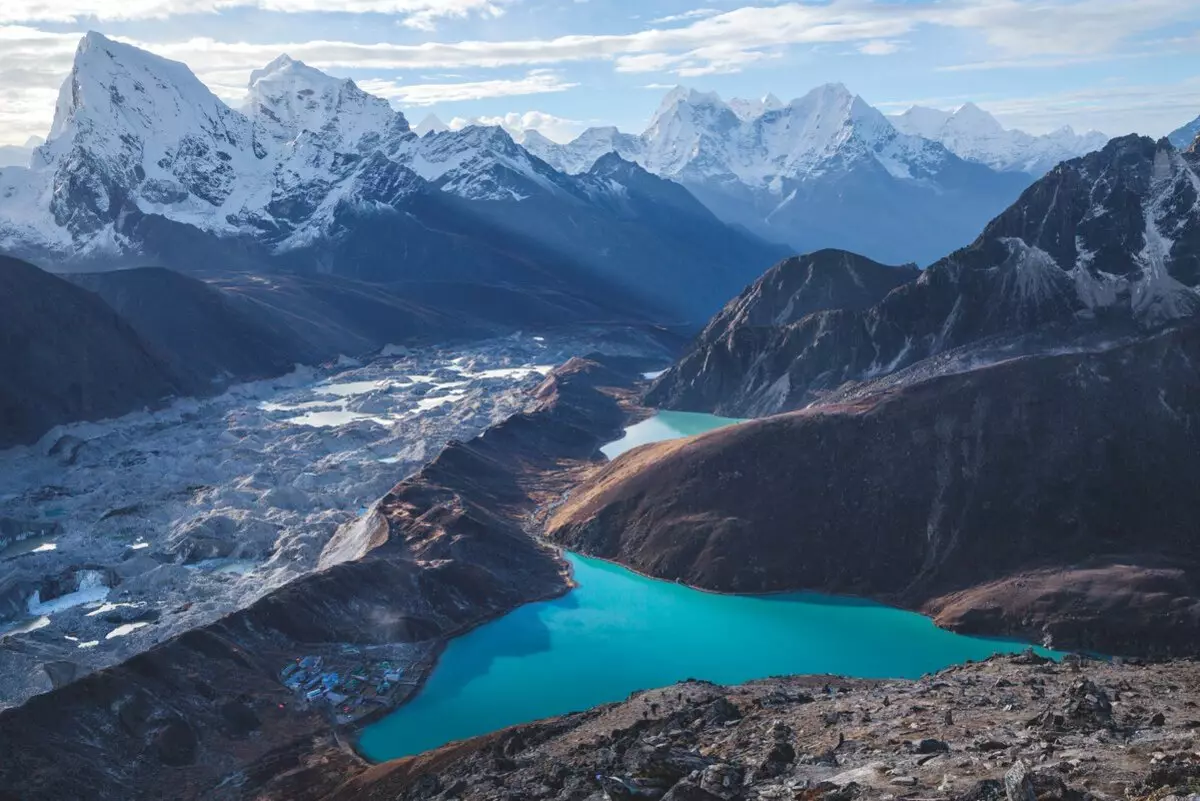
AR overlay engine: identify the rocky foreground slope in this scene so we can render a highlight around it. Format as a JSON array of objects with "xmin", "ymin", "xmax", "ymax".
[
  {"xmin": 328, "ymin": 653, "xmax": 1200, "ymax": 801},
  {"xmin": 554, "ymin": 322, "xmax": 1200, "ymax": 659}
]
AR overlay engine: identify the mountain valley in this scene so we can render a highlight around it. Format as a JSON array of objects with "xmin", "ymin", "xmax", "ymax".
[{"xmin": 2, "ymin": 24, "xmax": 1200, "ymax": 801}]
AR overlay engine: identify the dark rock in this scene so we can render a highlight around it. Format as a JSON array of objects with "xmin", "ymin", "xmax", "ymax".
[
  {"xmin": 914, "ymin": 738, "xmax": 950, "ymax": 754},
  {"xmin": 975, "ymin": 739, "xmax": 1010, "ymax": 752},
  {"xmin": 646, "ymin": 250, "xmax": 919, "ymax": 414},
  {"xmin": 660, "ymin": 780, "xmax": 725, "ymax": 801},
  {"xmin": 1005, "ymin": 760, "xmax": 1036, "ymax": 801},
  {"xmin": 953, "ymin": 780, "xmax": 1005, "ymax": 801},
  {"xmin": 154, "ymin": 717, "xmax": 199, "ymax": 767},
  {"xmin": 69, "ymin": 267, "xmax": 322, "ymax": 389},
  {"xmin": 218, "ymin": 700, "xmax": 261, "ymax": 738},
  {"xmin": 698, "ymin": 763, "xmax": 742, "ymax": 799},
  {"xmin": 703, "ymin": 698, "xmax": 742, "ymax": 725},
  {"xmin": 628, "ymin": 746, "xmax": 711, "ymax": 785},
  {"xmin": 41, "ymin": 661, "xmax": 81, "ymax": 690}
]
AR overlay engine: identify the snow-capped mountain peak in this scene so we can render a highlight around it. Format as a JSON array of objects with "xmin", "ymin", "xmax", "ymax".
[
  {"xmin": 413, "ymin": 113, "xmax": 449, "ymax": 137},
  {"xmin": 889, "ymin": 102, "xmax": 1107, "ymax": 175},
  {"xmin": 1168, "ymin": 113, "xmax": 1200, "ymax": 149},
  {"xmin": 728, "ymin": 93, "xmax": 783, "ymax": 121},
  {"xmin": 27, "ymin": 30, "xmax": 264, "ymax": 250},
  {"xmin": 244, "ymin": 54, "xmax": 404, "ymax": 150},
  {"xmin": 951, "ymin": 102, "xmax": 1005, "ymax": 134},
  {"xmin": 47, "ymin": 31, "xmax": 248, "ymax": 153}
]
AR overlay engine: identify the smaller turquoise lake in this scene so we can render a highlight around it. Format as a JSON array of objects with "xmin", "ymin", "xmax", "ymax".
[
  {"xmin": 600, "ymin": 411, "xmax": 744, "ymax": 459},
  {"xmin": 358, "ymin": 553, "xmax": 1053, "ymax": 762}
]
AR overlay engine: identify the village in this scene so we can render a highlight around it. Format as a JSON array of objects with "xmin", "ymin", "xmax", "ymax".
[{"xmin": 279, "ymin": 652, "xmax": 411, "ymax": 726}]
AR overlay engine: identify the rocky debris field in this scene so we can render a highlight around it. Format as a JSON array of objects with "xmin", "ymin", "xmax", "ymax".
[
  {"xmin": 329, "ymin": 653, "xmax": 1200, "ymax": 801},
  {"xmin": 0, "ymin": 329, "xmax": 670, "ymax": 710}
]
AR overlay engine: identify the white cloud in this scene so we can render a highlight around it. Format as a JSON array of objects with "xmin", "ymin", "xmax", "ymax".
[
  {"xmin": 23, "ymin": 0, "xmax": 1186, "ymax": 85},
  {"xmin": 448, "ymin": 110, "xmax": 584, "ymax": 142},
  {"xmin": 1, "ymin": 0, "xmax": 1198, "ymax": 142},
  {"xmin": 0, "ymin": 26, "xmax": 84, "ymax": 145},
  {"xmin": 357, "ymin": 70, "xmax": 577, "ymax": 106},
  {"xmin": 976, "ymin": 78, "xmax": 1200, "ymax": 137},
  {"xmin": 0, "ymin": 0, "xmax": 505, "ymax": 30},
  {"xmin": 858, "ymin": 39, "xmax": 900, "ymax": 56},
  {"xmin": 133, "ymin": 1, "xmax": 921, "ymax": 80},
  {"xmin": 928, "ymin": 0, "xmax": 1197, "ymax": 59},
  {"xmin": 649, "ymin": 9, "xmax": 719, "ymax": 25}
]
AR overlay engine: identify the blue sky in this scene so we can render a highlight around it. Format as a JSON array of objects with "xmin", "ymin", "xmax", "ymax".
[{"xmin": 1, "ymin": 0, "xmax": 1198, "ymax": 146}]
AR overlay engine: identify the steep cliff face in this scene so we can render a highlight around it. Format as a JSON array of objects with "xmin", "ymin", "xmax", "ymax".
[
  {"xmin": 650, "ymin": 135, "xmax": 1200, "ymax": 417},
  {"xmin": 555, "ymin": 323, "xmax": 1200, "ymax": 657},
  {"xmin": 0, "ymin": 256, "xmax": 182, "ymax": 448}
]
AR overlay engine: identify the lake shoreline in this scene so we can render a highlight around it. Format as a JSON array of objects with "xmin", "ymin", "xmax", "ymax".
[
  {"xmin": 355, "ymin": 548, "xmax": 1060, "ymax": 763},
  {"xmin": 351, "ymin": 405, "xmax": 1063, "ymax": 765}
]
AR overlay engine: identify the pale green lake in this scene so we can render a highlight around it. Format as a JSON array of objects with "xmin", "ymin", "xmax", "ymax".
[{"xmin": 600, "ymin": 410, "xmax": 744, "ymax": 459}]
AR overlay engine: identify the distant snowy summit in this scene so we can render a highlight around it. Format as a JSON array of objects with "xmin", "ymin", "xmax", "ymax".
[
  {"xmin": 1169, "ymin": 113, "xmax": 1200, "ymax": 150},
  {"xmin": 889, "ymin": 102, "xmax": 1108, "ymax": 175},
  {"xmin": 526, "ymin": 85, "xmax": 1107, "ymax": 181},
  {"xmin": 524, "ymin": 83, "xmax": 1042, "ymax": 265},
  {"xmin": 413, "ymin": 114, "xmax": 449, "ymax": 137}
]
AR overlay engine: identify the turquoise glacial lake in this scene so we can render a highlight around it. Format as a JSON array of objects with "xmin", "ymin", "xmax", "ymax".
[
  {"xmin": 600, "ymin": 411, "xmax": 744, "ymax": 459},
  {"xmin": 358, "ymin": 553, "xmax": 1053, "ymax": 762}
]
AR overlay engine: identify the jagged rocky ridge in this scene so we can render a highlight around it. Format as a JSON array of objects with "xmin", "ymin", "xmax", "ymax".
[
  {"xmin": 0, "ymin": 34, "xmax": 785, "ymax": 325},
  {"xmin": 648, "ymin": 134, "xmax": 1200, "ymax": 417},
  {"xmin": 523, "ymin": 85, "xmax": 1051, "ymax": 265}
]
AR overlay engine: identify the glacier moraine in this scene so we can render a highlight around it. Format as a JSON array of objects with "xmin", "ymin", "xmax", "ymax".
[{"xmin": 0, "ymin": 332, "xmax": 626, "ymax": 708}]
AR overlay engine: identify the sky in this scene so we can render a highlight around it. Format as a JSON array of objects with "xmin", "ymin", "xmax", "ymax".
[{"xmin": 0, "ymin": 0, "xmax": 1198, "ymax": 147}]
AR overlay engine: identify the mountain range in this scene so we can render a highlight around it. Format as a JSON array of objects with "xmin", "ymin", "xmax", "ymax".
[
  {"xmin": 888, "ymin": 102, "xmax": 1108, "ymax": 175},
  {"xmin": 0, "ymin": 33, "xmax": 786, "ymax": 326},
  {"xmin": 522, "ymin": 85, "xmax": 1105, "ymax": 265},
  {"xmin": 649, "ymin": 132, "xmax": 1200, "ymax": 415}
]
